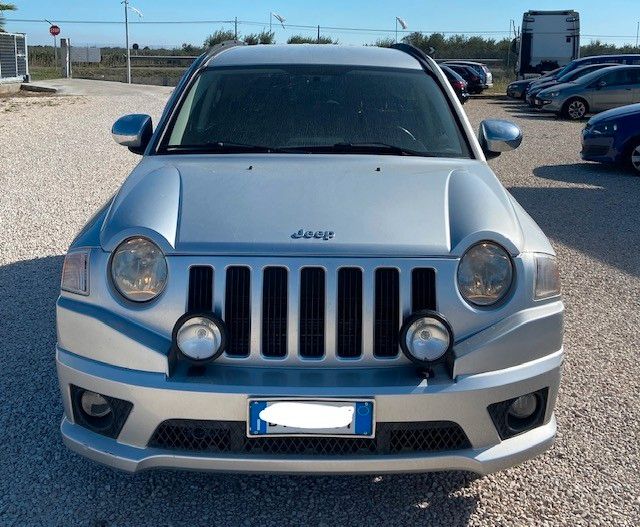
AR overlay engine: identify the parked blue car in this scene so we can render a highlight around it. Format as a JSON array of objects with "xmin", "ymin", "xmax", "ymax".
[{"xmin": 581, "ymin": 103, "xmax": 640, "ymax": 174}]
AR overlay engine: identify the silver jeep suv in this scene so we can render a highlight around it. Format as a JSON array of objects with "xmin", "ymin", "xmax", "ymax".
[{"xmin": 56, "ymin": 42, "xmax": 563, "ymax": 475}]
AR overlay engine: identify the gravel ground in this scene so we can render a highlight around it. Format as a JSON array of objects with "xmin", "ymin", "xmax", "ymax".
[{"xmin": 0, "ymin": 86, "xmax": 639, "ymax": 526}]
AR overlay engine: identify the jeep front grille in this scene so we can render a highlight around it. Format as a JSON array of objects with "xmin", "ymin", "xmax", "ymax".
[{"xmin": 187, "ymin": 262, "xmax": 436, "ymax": 364}]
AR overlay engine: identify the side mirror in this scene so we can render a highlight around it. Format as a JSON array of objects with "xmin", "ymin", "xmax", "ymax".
[
  {"xmin": 597, "ymin": 80, "xmax": 607, "ymax": 89},
  {"xmin": 478, "ymin": 119, "xmax": 522, "ymax": 159},
  {"xmin": 111, "ymin": 114, "xmax": 153, "ymax": 155}
]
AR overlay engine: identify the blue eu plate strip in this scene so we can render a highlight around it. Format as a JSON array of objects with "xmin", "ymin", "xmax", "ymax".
[
  {"xmin": 249, "ymin": 401, "xmax": 268, "ymax": 435},
  {"xmin": 355, "ymin": 402, "xmax": 373, "ymax": 436}
]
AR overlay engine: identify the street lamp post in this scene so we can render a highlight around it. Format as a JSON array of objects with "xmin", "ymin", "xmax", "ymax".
[
  {"xmin": 121, "ymin": 0, "xmax": 143, "ymax": 84},
  {"xmin": 395, "ymin": 17, "xmax": 407, "ymax": 43}
]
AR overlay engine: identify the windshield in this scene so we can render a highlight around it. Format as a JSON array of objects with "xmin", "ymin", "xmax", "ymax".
[{"xmin": 161, "ymin": 65, "xmax": 470, "ymax": 158}]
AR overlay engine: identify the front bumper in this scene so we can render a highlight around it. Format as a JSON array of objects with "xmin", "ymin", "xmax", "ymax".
[
  {"xmin": 536, "ymin": 97, "xmax": 563, "ymax": 113},
  {"xmin": 507, "ymin": 85, "xmax": 526, "ymax": 99},
  {"xmin": 581, "ymin": 132, "xmax": 616, "ymax": 163},
  {"xmin": 57, "ymin": 346, "xmax": 563, "ymax": 475}
]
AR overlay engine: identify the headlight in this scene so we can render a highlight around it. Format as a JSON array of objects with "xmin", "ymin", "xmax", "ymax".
[
  {"xmin": 591, "ymin": 122, "xmax": 618, "ymax": 136},
  {"xmin": 548, "ymin": 91, "xmax": 560, "ymax": 98},
  {"xmin": 534, "ymin": 254, "xmax": 561, "ymax": 300},
  {"xmin": 111, "ymin": 237, "xmax": 168, "ymax": 302},
  {"xmin": 399, "ymin": 311, "xmax": 453, "ymax": 366},
  {"xmin": 457, "ymin": 242, "xmax": 514, "ymax": 307},
  {"xmin": 61, "ymin": 250, "xmax": 89, "ymax": 295},
  {"xmin": 174, "ymin": 314, "xmax": 226, "ymax": 362}
]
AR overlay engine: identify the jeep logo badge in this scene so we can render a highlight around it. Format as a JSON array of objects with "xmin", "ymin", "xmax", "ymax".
[{"xmin": 291, "ymin": 229, "xmax": 335, "ymax": 241}]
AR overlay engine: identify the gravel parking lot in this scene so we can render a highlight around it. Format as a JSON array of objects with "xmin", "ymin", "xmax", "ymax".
[{"xmin": 1, "ymin": 84, "xmax": 638, "ymax": 526}]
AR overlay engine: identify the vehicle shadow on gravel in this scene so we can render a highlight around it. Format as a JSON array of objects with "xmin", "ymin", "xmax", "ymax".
[
  {"xmin": 0, "ymin": 255, "xmax": 479, "ymax": 527},
  {"xmin": 485, "ymin": 99, "xmax": 561, "ymax": 121},
  {"xmin": 509, "ymin": 162, "xmax": 640, "ymax": 277}
]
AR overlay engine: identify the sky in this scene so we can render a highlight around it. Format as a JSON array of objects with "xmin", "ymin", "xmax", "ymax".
[{"xmin": 3, "ymin": 0, "xmax": 640, "ymax": 48}]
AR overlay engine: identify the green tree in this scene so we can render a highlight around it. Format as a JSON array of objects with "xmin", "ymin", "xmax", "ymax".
[
  {"xmin": 244, "ymin": 31, "xmax": 275, "ymax": 45},
  {"xmin": 0, "ymin": 3, "xmax": 17, "ymax": 32},
  {"xmin": 372, "ymin": 37, "xmax": 395, "ymax": 48},
  {"xmin": 287, "ymin": 34, "xmax": 337, "ymax": 44},
  {"xmin": 203, "ymin": 29, "xmax": 236, "ymax": 48}
]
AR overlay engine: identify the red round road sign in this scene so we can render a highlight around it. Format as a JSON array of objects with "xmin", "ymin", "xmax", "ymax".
[{"xmin": 49, "ymin": 25, "xmax": 61, "ymax": 37}]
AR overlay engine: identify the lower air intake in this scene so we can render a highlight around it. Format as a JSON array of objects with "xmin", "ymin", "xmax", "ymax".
[{"xmin": 149, "ymin": 420, "xmax": 470, "ymax": 455}]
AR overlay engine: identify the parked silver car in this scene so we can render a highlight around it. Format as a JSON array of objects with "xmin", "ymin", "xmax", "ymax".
[
  {"xmin": 535, "ymin": 65, "xmax": 640, "ymax": 119},
  {"xmin": 56, "ymin": 42, "xmax": 563, "ymax": 475}
]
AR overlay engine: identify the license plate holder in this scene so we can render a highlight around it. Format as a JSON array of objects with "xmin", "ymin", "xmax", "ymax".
[{"xmin": 247, "ymin": 398, "xmax": 375, "ymax": 438}]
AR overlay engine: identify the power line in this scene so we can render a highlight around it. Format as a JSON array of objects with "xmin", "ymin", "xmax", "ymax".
[{"xmin": 5, "ymin": 17, "xmax": 640, "ymax": 40}]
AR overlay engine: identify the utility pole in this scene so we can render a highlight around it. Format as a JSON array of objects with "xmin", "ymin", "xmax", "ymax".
[
  {"xmin": 123, "ymin": 0, "xmax": 131, "ymax": 83},
  {"xmin": 317, "ymin": 25, "xmax": 320, "ymax": 43},
  {"xmin": 234, "ymin": 17, "xmax": 238, "ymax": 39},
  {"xmin": 636, "ymin": 21, "xmax": 639, "ymax": 49}
]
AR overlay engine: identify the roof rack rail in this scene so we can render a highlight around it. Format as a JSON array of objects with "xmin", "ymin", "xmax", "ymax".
[{"xmin": 202, "ymin": 40, "xmax": 247, "ymax": 67}]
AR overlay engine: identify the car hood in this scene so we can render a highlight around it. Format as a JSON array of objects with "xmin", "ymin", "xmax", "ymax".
[
  {"xmin": 530, "ymin": 79, "xmax": 557, "ymax": 91},
  {"xmin": 100, "ymin": 155, "xmax": 535, "ymax": 257},
  {"xmin": 538, "ymin": 82, "xmax": 575, "ymax": 96},
  {"xmin": 588, "ymin": 102, "xmax": 640, "ymax": 125}
]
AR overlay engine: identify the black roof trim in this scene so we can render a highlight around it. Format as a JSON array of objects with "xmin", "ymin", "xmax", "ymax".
[
  {"xmin": 202, "ymin": 40, "xmax": 247, "ymax": 68},
  {"xmin": 390, "ymin": 43, "xmax": 436, "ymax": 74}
]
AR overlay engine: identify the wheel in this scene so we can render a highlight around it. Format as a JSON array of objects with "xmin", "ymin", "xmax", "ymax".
[
  {"xmin": 628, "ymin": 141, "xmax": 640, "ymax": 175},
  {"xmin": 562, "ymin": 98, "xmax": 588, "ymax": 120}
]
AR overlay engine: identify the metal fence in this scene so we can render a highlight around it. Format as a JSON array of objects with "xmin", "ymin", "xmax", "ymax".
[{"xmin": 0, "ymin": 32, "xmax": 28, "ymax": 83}]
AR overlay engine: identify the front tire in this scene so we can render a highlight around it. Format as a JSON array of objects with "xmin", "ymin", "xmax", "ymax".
[
  {"xmin": 628, "ymin": 140, "xmax": 640, "ymax": 175},
  {"xmin": 562, "ymin": 98, "xmax": 588, "ymax": 120}
]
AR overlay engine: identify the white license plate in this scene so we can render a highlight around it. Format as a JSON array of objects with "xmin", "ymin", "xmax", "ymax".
[{"xmin": 247, "ymin": 399, "xmax": 374, "ymax": 437}]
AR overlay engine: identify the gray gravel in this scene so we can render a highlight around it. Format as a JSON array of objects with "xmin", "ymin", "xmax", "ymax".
[{"xmin": 1, "ymin": 86, "xmax": 639, "ymax": 526}]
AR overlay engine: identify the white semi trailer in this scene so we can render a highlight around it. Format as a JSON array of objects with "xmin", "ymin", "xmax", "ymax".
[{"xmin": 517, "ymin": 10, "xmax": 580, "ymax": 79}]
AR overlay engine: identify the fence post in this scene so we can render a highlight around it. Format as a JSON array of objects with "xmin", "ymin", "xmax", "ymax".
[{"xmin": 60, "ymin": 38, "xmax": 72, "ymax": 78}]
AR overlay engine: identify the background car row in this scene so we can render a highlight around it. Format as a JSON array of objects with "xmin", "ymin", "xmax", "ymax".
[{"xmin": 506, "ymin": 54, "xmax": 640, "ymax": 175}]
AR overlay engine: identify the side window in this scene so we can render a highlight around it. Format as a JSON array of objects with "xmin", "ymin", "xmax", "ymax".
[
  {"xmin": 604, "ymin": 70, "xmax": 632, "ymax": 86},
  {"xmin": 627, "ymin": 58, "xmax": 640, "ymax": 65},
  {"xmin": 629, "ymin": 69, "xmax": 640, "ymax": 84}
]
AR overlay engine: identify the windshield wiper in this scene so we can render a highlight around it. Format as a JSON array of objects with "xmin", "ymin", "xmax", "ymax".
[
  {"xmin": 281, "ymin": 142, "xmax": 426, "ymax": 156},
  {"xmin": 163, "ymin": 141, "xmax": 286, "ymax": 154},
  {"xmin": 163, "ymin": 141, "xmax": 429, "ymax": 156}
]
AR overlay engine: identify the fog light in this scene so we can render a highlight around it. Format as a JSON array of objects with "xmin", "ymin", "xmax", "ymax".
[
  {"xmin": 508, "ymin": 394, "xmax": 538, "ymax": 419},
  {"xmin": 399, "ymin": 311, "xmax": 453, "ymax": 366},
  {"xmin": 80, "ymin": 391, "xmax": 112, "ymax": 418},
  {"xmin": 174, "ymin": 314, "xmax": 227, "ymax": 362}
]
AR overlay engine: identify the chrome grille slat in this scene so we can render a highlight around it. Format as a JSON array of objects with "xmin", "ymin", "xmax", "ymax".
[
  {"xmin": 324, "ymin": 265, "xmax": 338, "ymax": 362},
  {"xmin": 361, "ymin": 268, "xmax": 375, "ymax": 360}
]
